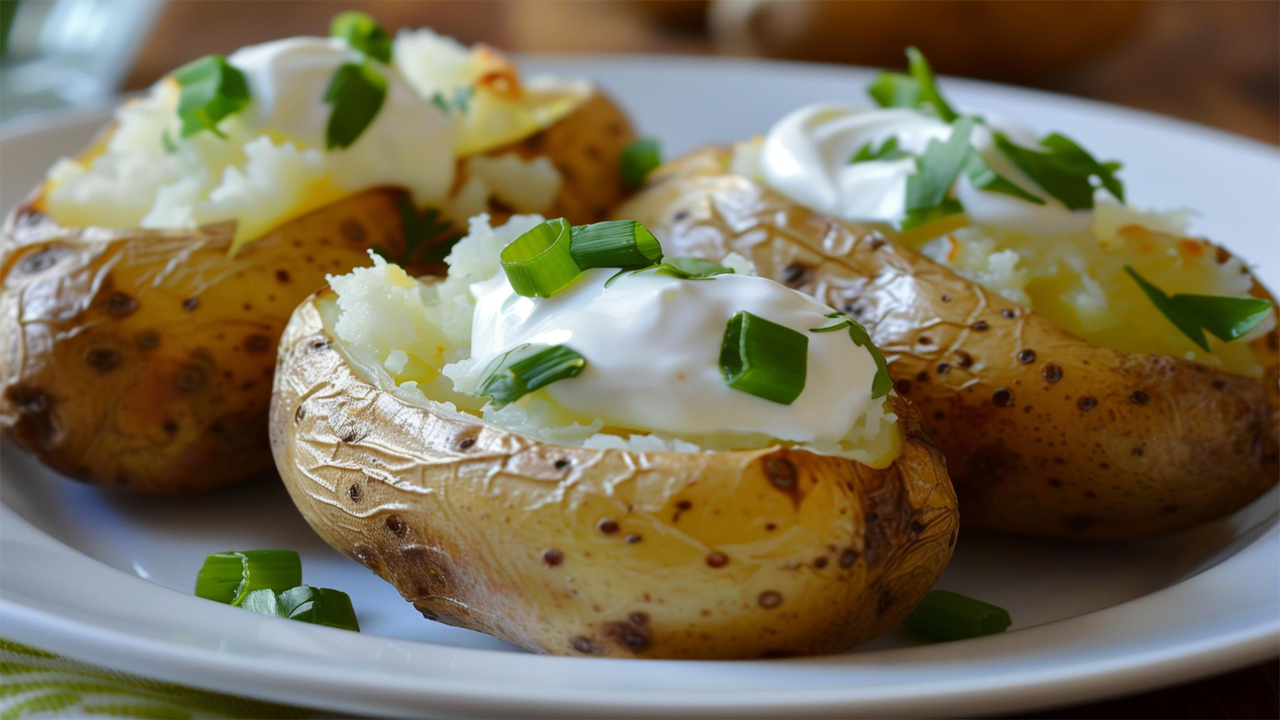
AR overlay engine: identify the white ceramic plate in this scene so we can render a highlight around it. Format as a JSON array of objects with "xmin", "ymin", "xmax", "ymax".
[{"xmin": 2, "ymin": 55, "xmax": 1278, "ymax": 719}]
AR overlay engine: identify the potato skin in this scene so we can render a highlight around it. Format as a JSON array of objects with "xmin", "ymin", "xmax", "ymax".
[
  {"xmin": 617, "ymin": 147, "xmax": 1279, "ymax": 540},
  {"xmin": 0, "ymin": 91, "xmax": 635, "ymax": 494},
  {"xmin": 269, "ymin": 291, "xmax": 958, "ymax": 659}
]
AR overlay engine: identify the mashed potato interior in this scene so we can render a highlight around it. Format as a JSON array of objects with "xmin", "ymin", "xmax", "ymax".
[{"xmin": 323, "ymin": 215, "xmax": 901, "ymax": 464}]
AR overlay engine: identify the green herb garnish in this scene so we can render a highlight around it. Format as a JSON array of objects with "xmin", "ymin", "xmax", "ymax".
[
  {"xmin": 620, "ymin": 138, "xmax": 662, "ymax": 190},
  {"xmin": 1124, "ymin": 266, "xmax": 1272, "ymax": 352},
  {"xmin": 194, "ymin": 550, "xmax": 302, "ymax": 606},
  {"xmin": 902, "ymin": 590, "xmax": 1012, "ymax": 641},
  {"xmin": 902, "ymin": 116, "xmax": 974, "ymax": 230},
  {"xmin": 962, "ymin": 151, "xmax": 1044, "ymax": 204},
  {"xmin": 242, "ymin": 586, "xmax": 360, "ymax": 632},
  {"xmin": 810, "ymin": 312, "xmax": 892, "ymax": 399},
  {"xmin": 478, "ymin": 344, "xmax": 587, "ymax": 408},
  {"xmin": 570, "ymin": 220, "xmax": 664, "ymax": 270},
  {"xmin": 867, "ymin": 46, "xmax": 958, "ymax": 122},
  {"xmin": 324, "ymin": 61, "xmax": 387, "ymax": 150},
  {"xmin": 173, "ymin": 54, "xmax": 251, "ymax": 139},
  {"xmin": 161, "ymin": 130, "xmax": 179, "ymax": 154},
  {"xmin": 330, "ymin": 10, "xmax": 392, "ymax": 63},
  {"xmin": 720, "ymin": 311, "xmax": 808, "ymax": 405},
  {"xmin": 500, "ymin": 218, "xmax": 580, "ymax": 298},
  {"xmin": 993, "ymin": 131, "xmax": 1123, "ymax": 210},
  {"xmin": 850, "ymin": 136, "xmax": 910, "ymax": 164},
  {"xmin": 431, "ymin": 86, "xmax": 474, "ymax": 115},
  {"xmin": 373, "ymin": 199, "xmax": 460, "ymax": 265}
]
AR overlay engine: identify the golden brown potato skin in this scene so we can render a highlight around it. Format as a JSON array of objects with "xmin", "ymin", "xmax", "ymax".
[
  {"xmin": 0, "ymin": 91, "xmax": 635, "ymax": 494},
  {"xmin": 270, "ymin": 291, "xmax": 958, "ymax": 659},
  {"xmin": 618, "ymin": 147, "xmax": 1279, "ymax": 540}
]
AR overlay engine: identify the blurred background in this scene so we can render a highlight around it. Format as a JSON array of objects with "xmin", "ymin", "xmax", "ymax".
[{"xmin": 0, "ymin": 0, "xmax": 1277, "ymax": 143}]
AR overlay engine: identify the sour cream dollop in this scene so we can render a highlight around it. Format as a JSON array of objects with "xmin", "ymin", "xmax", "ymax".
[
  {"xmin": 464, "ymin": 268, "xmax": 880, "ymax": 445},
  {"xmin": 759, "ymin": 103, "xmax": 1093, "ymax": 234}
]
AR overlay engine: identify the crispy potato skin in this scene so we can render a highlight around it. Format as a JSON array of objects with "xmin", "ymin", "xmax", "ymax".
[
  {"xmin": 270, "ymin": 291, "xmax": 958, "ymax": 659},
  {"xmin": 0, "ymin": 91, "xmax": 634, "ymax": 494},
  {"xmin": 617, "ymin": 147, "xmax": 1280, "ymax": 540}
]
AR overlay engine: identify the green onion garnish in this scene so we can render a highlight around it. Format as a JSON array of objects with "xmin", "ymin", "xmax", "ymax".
[
  {"xmin": 173, "ymin": 55, "xmax": 251, "ymax": 139},
  {"xmin": 324, "ymin": 61, "xmax": 388, "ymax": 150},
  {"xmin": 642, "ymin": 257, "xmax": 734, "ymax": 280},
  {"xmin": 720, "ymin": 311, "xmax": 808, "ymax": 405},
  {"xmin": 993, "ymin": 131, "xmax": 1123, "ymax": 210},
  {"xmin": 902, "ymin": 590, "xmax": 1011, "ymax": 641},
  {"xmin": 962, "ymin": 151, "xmax": 1044, "ymax": 204},
  {"xmin": 1125, "ymin": 266, "xmax": 1273, "ymax": 352},
  {"xmin": 850, "ymin": 136, "xmax": 909, "ymax": 164},
  {"xmin": 866, "ymin": 46, "xmax": 958, "ymax": 122},
  {"xmin": 810, "ymin": 312, "xmax": 892, "ymax": 399},
  {"xmin": 620, "ymin": 138, "xmax": 662, "ymax": 190},
  {"xmin": 330, "ymin": 11, "xmax": 393, "ymax": 63},
  {"xmin": 500, "ymin": 218, "xmax": 581, "ymax": 298},
  {"xmin": 478, "ymin": 344, "xmax": 587, "ymax": 408},
  {"xmin": 570, "ymin": 221, "xmax": 664, "ymax": 270},
  {"xmin": 902, "ymin": 116, "xmax": 974, "ymax": 230},
  {"xmin": 194, "ymin": 550, "xmax": 302, "ymax": 606},
  {"xmin": 242, "ymin": 586, "xmax": 360, "ymax": 632}
]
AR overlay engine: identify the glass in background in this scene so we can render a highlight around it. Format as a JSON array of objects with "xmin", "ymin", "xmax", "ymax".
[{"xmin": 0, "ymin": 0, "xmax": 166, "ymax": 122}]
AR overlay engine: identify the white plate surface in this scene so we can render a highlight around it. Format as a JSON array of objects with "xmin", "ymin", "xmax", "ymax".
[{"xmin": 1, "ymin": 55, "xmax": 1278, "ymax": 718}]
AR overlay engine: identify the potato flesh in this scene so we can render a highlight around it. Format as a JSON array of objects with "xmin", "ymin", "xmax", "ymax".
[
  {"xmin": 270, "ymin": 293, "xmax": 959, "ymax": 658},
  {"xmin": 617, "ymin": 147, "xmax": 1280, "ymax": 540}
]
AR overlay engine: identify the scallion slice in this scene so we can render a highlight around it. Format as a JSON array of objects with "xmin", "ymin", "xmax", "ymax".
[
  {"xmin": 173, "ymin": 54, "xmax": 251, "ymax": 139},
  {"xmin": 478, "ymin": 344, "xmax": 587, "ymax": 408},
  {"xmin": 902, "ymin": 590, "xmax": 1011, "ymax": 641},
  {"xmin": 620, "ymin": 138, "xmax": 662, "ymax": 190},
  {"xmin": 242, "ymin": 586, "xmax": 361, "ymax": 632},
  {"xmin": 194, "ymin": 550, "xmax": 302, "ymax": 606},
  {"xmin": 570, "ymin": 221, "xmax": 664, "ymax": 270},
  {"xmin": 720, "ymin": 311, "xmax": 808, "ymax": 405},
  {"xmin": 500, "ymin": 218, "xmax": 581, "ymax": 298},
  {"xmin": 810, "ymin": 312, "xmax": 892, "ymax": 399}
]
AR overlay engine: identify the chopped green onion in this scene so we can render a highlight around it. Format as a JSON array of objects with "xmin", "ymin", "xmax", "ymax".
[
  {"xmin": 478, "ymin": 344, "xmax": 587, "ymax": 408},
  {"xmin": 850, "ymin": 136, "xmax": 909, "ymax": 164},
  {"xmin": 810, "ymin": 312, "xmax": 892, "ymax": 399},
  {"xmin": 866, "ymin": 47, "xmax": 958, "ymax": 122},
  {"xmin": 242, "ymin": 586, "xmax": 361, "ymax": 632},
  {"xmin": 161, "ymin": 130, "xmax": 179, "ymax": 154},
  {"xmin": 902, "ymin": 116, "xmax": 974, "ymax": 230},
  {"xmin": 993, "ymin": 131, "xmax": 1123, "ymax": 210},
  {"xmin": 962, "ymin": 151, "xmax": 1044, "ymax": 204},
  {"xmin": 431, "ymin": 86, "xmax": 474, "ymax": 115},
  {"xmin": 621, "ymin": 138, "xmax": 662, "ymax": 190},
  {"xmin": 500, "ymin": 218, "xmax": 580, "ymax": 298},
  {"xmin": 570, "ymin": 221, "xmax": 664, "ymax": 269},
  {"xmin": 645, "ymin": 257, "xmax": 734, "ymax": 279},
  {"xmin": 173, "ymin": 55, "xmax": 251, "ymax": 139},
  {"xmin": 330, "ymin": 11, "xmax": 393, "ymax": 63},
  {"xmin": 720, "ymin": 311, "xmax": 808, "ymax": 405},
  {"xmin": 1125, "ymin": 266, "xmax": 1272, "ymax": 352},
  {"xmin": 905, "ymin": 47, "xmax": 958, "ymax": 123},
  {"xmin": 194, "ymin": 550, "xmax": 301, "ymax": 606},
  {"xmin": 324, "ymin": 61, "xmax": 387, "ymax": 150},
  {"xmin": 902, "ymin": 590, "xmax": 1011, "ymax": 641}
]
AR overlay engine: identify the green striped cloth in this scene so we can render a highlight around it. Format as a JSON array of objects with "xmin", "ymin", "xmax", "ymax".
[{"xmin": 0, "ymin": 640, "xmax": 315, "ymax": 719}]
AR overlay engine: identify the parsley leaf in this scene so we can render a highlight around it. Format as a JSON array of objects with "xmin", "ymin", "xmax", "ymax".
[
  {"xmin": 173, "ymin": 55, "xmax": 251, "ymax": 139},
  {"xmin": 375, "ymin": 198, "xmax": 459, "ymax": 265},
  {"xmin": 963, "ymin": 151, "xmax": 1044, "ymax": 204},
  {"xmin": 1124, "ymin": 265, "xmax": 1272, "ymax": 352},
  {"xmin": 605, "ymin": 257, "xmax": 734, "ymax": 287},
  {"xmin": 850, "ymin": 136, "xmax": 910, "ymax": 164},
  {"xmin": 867, "ymin": 47, "xmax": 958, "ymax": 122},
  {"xmin": 902, "ymin": 116, "xmax": 974, "ymax": 230},
  {"xmin": 810, "ymin": 312, "xmax": 892, "ymax": 399},
  {"xmin": 324, "ymin": 61, "xmax": 387, "ymax": 150},
  {"xmin": 993, "ymin": 131, "xmax": 1124, "ymax": 210},
  {"xmin": 331, "ymin": 11, "xmax": 393, "ymax": 63},
  {"xmin": 161, "ymin": 130, "xmax": 179, "ymax": 154}
]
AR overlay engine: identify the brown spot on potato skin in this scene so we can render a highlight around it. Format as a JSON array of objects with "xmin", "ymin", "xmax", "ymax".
[
  {"xmin": 971, "ymin": 320, "xmax": 989, "ymax": 331},
  {"xmin": 603, "ymin": 618, "xmax": 651, "ymax": 653},
  {"xmin": 339, "ymin": 219, "xmax": 367, "ymax": 243},
  {"xmin": 758, "ymin": 591, "xmax": 783, "ymax": 609},
  {"xmin": 814, "ymin": 556, "xmax": 829, "ymax": 568},
  {"xmin": 103, "ymin": 292, "xmax": 138, "ymax": 317},
  {"xmin": 571, "ymin": 636, "xmax": 600, "ymax": 654},
  {"xmin": 1129, "ymin": 391, "xmax": 1150, "ymax": 405},
  {"xmin": 182, "ymin": 298, "xmax": 198, "ymax": 311},
  {"xmin": 782, "ymin": 262, "xmax": 810, "ymax": 287},
  {"xmin": 135, "ymin": 331, "xmax": 160, "ymax": 351},
  {"xmin": 705, "ymin": 551, "xmax": 729, "ymax": 568},
  {"xmin": 624, "ymin": 534, "xmax": 643, "ymax": 544},
  {"xmin": 244, "ymin": 333, "xmax": 272, "ymax": 354},
  {"xmin": 274, "ymin": 269, "xmax": 291, "ymax": 284},
  {"xmin": 840, "ymin": 549, "xmax": 859, "ymax": 568},
  {"xmin": 1041, "ymin": 363, "xmax": 1063, "ymax": 383},
  {"xmin": 175, "ymin": 365, "xmax": 207, "ymax": 393},
  {"xmin": 991, "ymin": 388, "xmax": 1014, "ymax": 407},
  {"xmin": 1077, "ymin": 396, "xmax": 1097, "ymax": 411},
  {"xmin": 385, "ymin": 515, "xmax": 407, "ymax": 537},
  {"xmin": 597, "ymin": 519, "xmax": 619, "ymax": 535},
  {"xmin": 542, "ymin": 549, "xmax": 564, "ymax": 566},
  {"xmin": 84, "ymin": 347, "xmax": 121, "ymax": 373},
  {"xmin": 896, "ymin": 379, "xmax": 913, "ymax": 395},
  {"xmin": 1017, "ymin": 349, "xmax": 1036, "ymax": 364},
  {"xmin": 348, "ymin": 485, "xmax": 361, "ymax": 502},
  {"xmin": 294, "ymin": 405, "xmax": 306, "ymax": 423}
]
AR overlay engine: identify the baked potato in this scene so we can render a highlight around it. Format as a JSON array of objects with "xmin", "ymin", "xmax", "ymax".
[
  {"xmin": 618, "ymin": 147, "xmax": 1278, "ymax": 540},
  {"xmin": 0, "ymin": 21, "xmax": 635, "ymax": 494},
  {"xmin": 268, "ymin": 215, "xmax": 958, "ymax": 658}
]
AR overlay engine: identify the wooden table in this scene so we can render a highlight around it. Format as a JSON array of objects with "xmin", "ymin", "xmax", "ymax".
[{"xmin": 123, "ymin": 2, "xmax": 1279, "ymax": 717}]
